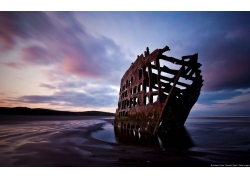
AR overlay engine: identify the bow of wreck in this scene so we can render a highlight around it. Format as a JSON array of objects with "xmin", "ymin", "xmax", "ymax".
[{"xmin": 114, "ymin": 45, "xmax": 203, "ymax": 135}]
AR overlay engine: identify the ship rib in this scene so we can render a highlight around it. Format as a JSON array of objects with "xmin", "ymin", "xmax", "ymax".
[{"xmin": 114, "ymin": 45, "xmax": 203, "ymax": 135}]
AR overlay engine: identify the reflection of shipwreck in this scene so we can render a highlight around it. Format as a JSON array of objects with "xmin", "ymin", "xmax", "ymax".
[
  {"xmin": 114, "ymin": 127, "xmax": 194, "ymax": 150},
  {"xmin": 114, "ymin": 45, "xmax": 203, "ymax": 135}
]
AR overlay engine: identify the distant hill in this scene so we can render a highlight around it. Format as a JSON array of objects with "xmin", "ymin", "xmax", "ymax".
[{"xmin": 0, "ymin": 107, "xmax": 115, "ymax": 116}]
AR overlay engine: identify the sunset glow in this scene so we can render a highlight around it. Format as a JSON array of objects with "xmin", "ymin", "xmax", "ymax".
[{"xmin": 1, "ymin": 12, "xmax": 250, "ymax": 115}]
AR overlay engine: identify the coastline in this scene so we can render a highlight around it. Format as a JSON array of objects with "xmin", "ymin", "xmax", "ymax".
[
  {"xmin": 0, "ymin": 115, "xmax": 209, "ymax": 167},
  {"xmin": 0, "ymin": 115, "xmax": 114, "ymax": 124}
]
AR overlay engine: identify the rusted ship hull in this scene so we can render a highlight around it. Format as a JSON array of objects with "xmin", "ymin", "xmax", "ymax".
[{"xmin": 114, "ymin": 45, "xmax": 203, "ymax": 135}]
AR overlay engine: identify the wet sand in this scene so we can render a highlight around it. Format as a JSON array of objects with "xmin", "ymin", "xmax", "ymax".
[{"xmin": 0, "ymin": 115, "xmax": 249, "ymax": 167}]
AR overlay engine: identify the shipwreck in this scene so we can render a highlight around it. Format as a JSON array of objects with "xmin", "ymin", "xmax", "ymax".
[{"xmin": 114, "ymin": 45, "xmax": 203, "ymax": 135}]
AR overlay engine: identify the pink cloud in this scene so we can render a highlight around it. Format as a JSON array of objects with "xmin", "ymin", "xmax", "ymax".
[
  {"xmin": 21, "ymin": 46, "xmax": 56, "ymax": 65},
  {"xmin": 0, "ymin": 12, "xmax": 129, "ymax": 84},
  {"xmin": 0, "ymin": 13, "xmax": 19, "ymax": 51},
  {"xmin": 62, "ymin": 54, "xmax": 101, "ymax": 79},
  {"xmin": 0, "ymin": 12, "xmax": 47, "ymax": 51},
  {"xmin": 3, "ymin": 62, "xmax": 25, "ymax": 69}
]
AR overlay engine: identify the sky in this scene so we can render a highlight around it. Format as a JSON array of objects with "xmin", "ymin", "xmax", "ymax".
[{"xmin": 0, "ymin": 11, "xmax": 250, "ymax": 116}]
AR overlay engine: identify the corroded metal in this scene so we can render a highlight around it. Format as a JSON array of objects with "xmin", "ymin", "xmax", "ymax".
[{"xmin": 114, "ymin": 45, "xmax": 203, "ymax": 135}]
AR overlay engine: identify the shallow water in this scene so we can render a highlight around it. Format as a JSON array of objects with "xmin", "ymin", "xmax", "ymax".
[
  {"xmin": 0, "ymin": 118, "xmax": 105, "ymax": 153},
  {"xmin": 0, "ymin": 116, "xmax": 250, "ymax": 166},
  {"xmin": 93, "ymin": 117, "xmax": 250, "ymax": 155}
]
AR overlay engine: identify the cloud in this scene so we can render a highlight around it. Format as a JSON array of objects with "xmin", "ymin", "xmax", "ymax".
[
  {"xmin": 3, "ymin": 62, "xmax": 25, "ymax": 69},
  {"xmin": 21, "ymin": 45, "xmax": 57, "ymax": 66},
  {"xmin": 8, "ymin": 95, "xmax": 57, "ymax": 103},
  {"xmin": 184, "ymin": 12, "xmax": 250, "ymax": 92},
  {"xmin": 156, "ymin": 12, "xmax": 250, "ymax": 92},
  {"xmin": 197, "ymin": 90, "xmax": 243, "ymax": 105},
  {"xmin": 54, "ymin": 90, "xmax": 118, "ymax": 108},
  {"xmin": 57, "ymin": 81, "xmax": 87, "ymax": 90},
  {"xmin": 2, "ymin": 12, "xmax": 250, "ymax": 115},
  {"xmin": 60, "ymin": 35, "xmax": 129, "ymax": 82},
  {"xmin": 197, "ymin": 32, "xmax": 250, "ymax": 91},
  {"xmin": 0, "ymin": 12, "xmax": 54, "ymax": 51},
  {"xmin": 39, "ymin": 83, "xmax": 56, "ymax": 90},
  {"xmin": 1, "ymin": 12, "xmax": 130, "ymax": 85},
  {"xmin": 7, "ymin": 89, "xmax": 118, "ymax": 110},
  {"xmin": 83, "ymin": 85, "xmax": 118, "ymax": 95},
  {"xmin": 193, "ymin": 88, "xmax": 250, "ymax": 116}
]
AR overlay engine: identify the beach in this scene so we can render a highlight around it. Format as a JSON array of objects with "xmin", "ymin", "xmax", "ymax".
[{"xmin": 0, "ymin": 115, "xmax": 250, "ymax": 167}]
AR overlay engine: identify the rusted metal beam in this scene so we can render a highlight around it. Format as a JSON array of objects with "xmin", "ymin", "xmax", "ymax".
[{"xmin": 114, "ymin": 45, "xmax": 203, "ymax": 135}]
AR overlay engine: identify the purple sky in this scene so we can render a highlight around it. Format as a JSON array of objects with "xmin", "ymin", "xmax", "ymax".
[{"xmin": 0, "ymin": 12, "xmax": 250, "ymax": 115}]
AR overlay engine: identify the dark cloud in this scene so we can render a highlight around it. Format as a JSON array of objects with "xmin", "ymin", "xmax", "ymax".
[
  {"xmin": 8, "ymin": 95, "xmax": 57, "ymax": 103},
  {"xmin": 194, "ymin": 31, "xmax": 250, "ymax": 91},
  {"xmin": 180, "ymin": 12, "xmax": 250, "ymax": 91},
  {"xmin": 190, "ymin": 108, "xmax": 250, "ymax": 116},
  {"xmin": 0, "ymin": 12, "xmax": 54, "ymax": 51},
  {"xmin": 197, "ymin": 90, "xmax": 243, "ymax": 105}
]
